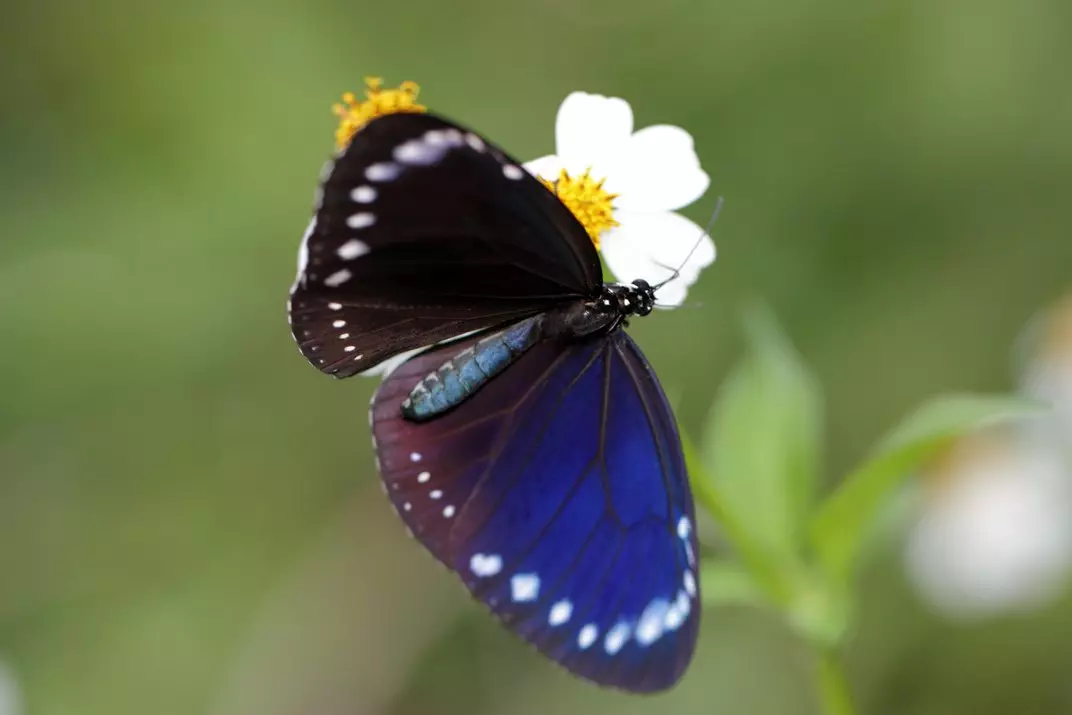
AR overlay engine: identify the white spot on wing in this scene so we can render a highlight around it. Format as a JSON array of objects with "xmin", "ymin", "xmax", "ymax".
[
  {"xmin": 510, "ymin": 573, "xmax": 540, "ymax": 602},
  {"xmin": 548, "ymin": 599, "xmax": 572, "ymax": 626},
  {"xmin": 394, "ymin": 138, "xmax": 448, "ymax": 165},
  {"xmin": 578, "ymin": 624, "xmax": 599, "ymax": 649},
  {"xmin": 470, "ymin": 553, "xmax": 502, "ymax": 577},
  {"xmin": 319, "ymin": 159, "xmax": 335, "ymax": 182},
  {"xmin": 425, "ymin": 128, "xmax": 463, "ymax": 147},
  {"xmin": 604, "ymin": 622, "xmax": 631, "ymax": 654},
  {"xmin": 324, "ymin": 269, "xmax": 352, "ymax": 287},
  {"xmin": 664, "ymin": 589, "xmax": 691, "ymax": 631},
  {"xmin": 442, "ymin": 505, "xmax": 455, "ymax": 518},
  {"xmin": 337, "ymin": 238, "xmax": 370, "ymax": 259},
  {"xmin": 430, "ymin": 489, "xmax": 442, "ymax": 500},
  {"xmin": 502, "ymin": 164, "xmax": 523, "ymax": 180},
  {"xmin": 422, "ymin": 129, "xmax": 447, "ymax": 146},
  {"xmin": 344, "ymin": 346, "xmax": 356, "ymax": 353},
  {"xmin": 366, "ymin": 162, "xmax": 402, "ymax": 181},
  {"xmin": 295, "ymin": 218, "xmax": 316, "ymax": 275},
  {"xmin": 350, "ymin": 185, "xmax": 377, "ymax": 203},
  {"xmin": 684, "ymin": 570, "xmax": 697, "ymax": 597},
  {"xmin": 346, "ymin": 212, "xmax": 376, "ymax": 229},
  {"xmin": 677, "ymin": 516, "xmax": 691, "ymax": 540},
  {"xmin": 410, "ymin": 452, "xmax": 422, "ymax": 462},
  {"xmin": 465, "ymin": 132, "xmax": 485, "ymax": 152},
  {"xmin": 635, "ymin": 598, "xmax": 671, "ymax": 646},
  {"xmin": 332, "ymin": 319, "xmax": 346, "ymax": 328},
  {"xmin": 328, "ymin": 302, "xmax": 343, "ymax": 311},
  {"xmin": 417, "ymin": 471, "xmax": 430, "ymax": 483}
]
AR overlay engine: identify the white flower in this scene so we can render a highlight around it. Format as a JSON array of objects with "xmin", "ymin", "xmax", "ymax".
[
  {"xmin": 906, "ymin": 293, "xmax": 1072, "ymax": 619},
  {"xmin": 905, "ymin": 440, "xmax": 1072, "ymax": 619},
  {"xmin": 525, "ymin": 91, "xmax": 715, "ymax": 307}
]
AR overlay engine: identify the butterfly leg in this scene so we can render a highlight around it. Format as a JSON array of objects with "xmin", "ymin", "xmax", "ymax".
[{"xmin": 402, "ymin": 316, "xmax": 545, "ymax": 421}]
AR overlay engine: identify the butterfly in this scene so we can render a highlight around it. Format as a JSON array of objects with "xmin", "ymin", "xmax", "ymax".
[{"xmin": 288, "ymin": 112, "xmax": 701, "ymax": 692}]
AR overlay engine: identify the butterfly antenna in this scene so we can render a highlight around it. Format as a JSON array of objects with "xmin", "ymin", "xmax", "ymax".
[
  {"xmin": 651, "ymin": 196, "xmax": 725, "ymax": 291},
  {"xmin": 655, "ymin": 299, "xmax": 706, "ymax": 311}
]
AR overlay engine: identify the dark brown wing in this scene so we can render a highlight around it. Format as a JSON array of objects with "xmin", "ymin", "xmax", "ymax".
[{"xmin": 287, "ymin": 112, "xmax": 602, "ymax": 377}]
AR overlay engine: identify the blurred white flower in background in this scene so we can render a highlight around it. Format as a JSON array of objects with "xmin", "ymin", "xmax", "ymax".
[
  {"xmin": 0, "ymin": 661, "xmax": 22, "ymax": 715},
  {"xmin": 905, "ymin": 293, "xmax": 1072, "ymax": 619},
  {"xmin": 1021, "ymin": 293, "xmax": 1072, "ymax": 447},
  {"xmin": 905, "ymin": 438, "xmax": 1072, "ymax": 618},
  {"xmin": 525, "ymin": 91, "xmax": 716, "ymax": 307}
]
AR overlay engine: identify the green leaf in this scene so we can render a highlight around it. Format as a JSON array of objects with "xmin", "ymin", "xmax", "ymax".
[
  {"xmin": 700, "ymin": 561, "xmax": 768, "ymax": 608},
  {"xmin": 810, "ymin": 394, "xmax": 1046, "ymax": 583},
  {"xmin": 700, "ymin": 306, "xmax": 823, "ymax": 558},
  {"xmin": 683, "ymin": 430, "xmax": 796, "ymax": 603}
]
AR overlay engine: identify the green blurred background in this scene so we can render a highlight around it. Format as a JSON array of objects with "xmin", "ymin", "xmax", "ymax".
[{"xmin": 2, "ymin": 0, "xmax": 1072, "ymax": 713}]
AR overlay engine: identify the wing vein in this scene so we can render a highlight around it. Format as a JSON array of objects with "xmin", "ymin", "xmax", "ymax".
[{"xmin": 451, "ymin": 340, "xmax": 606, "ymax": 553}]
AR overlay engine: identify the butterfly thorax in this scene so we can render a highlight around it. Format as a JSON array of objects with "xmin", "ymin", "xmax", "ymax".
[{"xmin": 555, "ymin": 279, "xmax": 656, "ymax": 339}]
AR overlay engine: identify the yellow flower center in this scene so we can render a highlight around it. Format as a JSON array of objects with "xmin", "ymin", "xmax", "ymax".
[
  {"xmin": 538, "ymin": 169, "xmax": 619, "ymax": 248},
  {"xmin": 333, "ymin": 77, "xmax": 426, "ymax": 149}
]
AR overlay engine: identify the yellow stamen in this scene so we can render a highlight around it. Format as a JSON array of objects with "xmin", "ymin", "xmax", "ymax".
[
  {"xmin": 333, "ymin": 77, "xmax": 426, "ymax": 149},
  {"xmin": 538, "ymin": 169, "xmax": 619, "ymax": 248}
]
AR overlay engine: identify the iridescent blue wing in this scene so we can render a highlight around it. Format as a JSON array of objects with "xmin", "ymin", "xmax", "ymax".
[
  {"xmin": 370, "ymin": 328, "xmax": 700, "ymax": 692},
  {"xmin": 288, "ymin": 113, "xmax": 602, "ymax": 378}
]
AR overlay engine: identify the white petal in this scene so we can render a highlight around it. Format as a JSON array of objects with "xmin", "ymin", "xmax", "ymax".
[
  {"xmin": 600, "ymin": 211, "xmax": 716, "ymax": 308},
  {"xmin": 524, "ymin": 154, "xmax": 603, "ymax": 194},
  {"xmin": 603, "ymin": 125, "xmax": 709, "ymax": 212},
  {"xmin": 523, "ymin": 155, "xmax": 566, "ymax": 180},
  {"xmin": 555, "ymin": 92, "xmax": 634, "ymax": 167}
]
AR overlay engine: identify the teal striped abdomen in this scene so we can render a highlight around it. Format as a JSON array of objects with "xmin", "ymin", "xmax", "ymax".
[{"xmin": 401, "ymin": 317, "xmax": 543, "ymax": 421}]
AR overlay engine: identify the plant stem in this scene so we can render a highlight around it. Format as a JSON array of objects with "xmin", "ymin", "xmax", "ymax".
[{"xmin": 814, "ymin": 648, "xmax": 857, "ymax": 715}]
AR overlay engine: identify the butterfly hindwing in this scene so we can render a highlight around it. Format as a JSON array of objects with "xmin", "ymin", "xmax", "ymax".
[
  {"xmin": 289, "ymin": 113, "xmax": 602, "ymax": 377},
  {"xmin": 370, "ymin": 327, "xmax": 700, "ymax": 692}
]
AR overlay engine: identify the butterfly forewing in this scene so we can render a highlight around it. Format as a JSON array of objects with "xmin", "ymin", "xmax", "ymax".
[
  {"xmin": 370, "ymin": 328, "xmax": 700, "ymax": 692},
  {"xmin": 289, "ymin": 113, "xmax": 602, "ymax": 377}
]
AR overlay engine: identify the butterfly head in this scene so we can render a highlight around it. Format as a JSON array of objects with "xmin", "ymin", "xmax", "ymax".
[
  {"xmin": 626, "ymin": 279, "xmax": 656, "ymax": 317},
  {"xmin": 598, "ymin": 280, "xmax": 656, "ymax": 319}
]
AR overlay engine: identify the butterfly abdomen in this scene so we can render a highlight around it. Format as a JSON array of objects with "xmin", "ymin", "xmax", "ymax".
[{"xmin": 402, "ymin": 316, "xmax": 544, "ymax": 421}]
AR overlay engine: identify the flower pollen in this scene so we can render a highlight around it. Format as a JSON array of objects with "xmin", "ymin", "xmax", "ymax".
[
  {"xmin": 333, "ymin": 77, "xmax": 426, "ymax": 149},
  {"xmin": 539, "ymin": 168, "xmax": 619, "ymax": 248}
]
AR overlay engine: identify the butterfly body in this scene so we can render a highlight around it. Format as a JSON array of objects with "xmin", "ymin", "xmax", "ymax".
[
  {"xmin": 289, "ymin": 112, "xmax": 700, "ymax": 692},
  {"xmin": 401, "ymin": 279, "xmax": 657, "ymax": 422},
  {"xmin": 401, "ymin": 315, "xmax": 544, "ymax": 421}
]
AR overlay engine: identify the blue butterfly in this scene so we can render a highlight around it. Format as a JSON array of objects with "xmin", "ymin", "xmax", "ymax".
[{"xmin": 289, "ymin": 112, "xmax": 700, "ymax": 692}]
